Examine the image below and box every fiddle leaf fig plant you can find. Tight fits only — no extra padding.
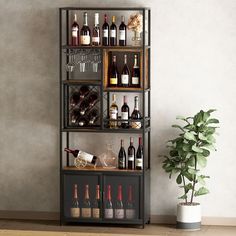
[162,109,219,204]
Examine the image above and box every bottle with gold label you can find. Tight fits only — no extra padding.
[109,56,119,87]
[92,185,101,218]
[109,94,118,128]
[80,12,91,46]
[81,184,92,218]
[70,184,80,218]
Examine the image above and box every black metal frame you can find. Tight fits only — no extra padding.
[59,7,151,228]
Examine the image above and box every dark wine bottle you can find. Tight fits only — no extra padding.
[110,16,117,46]
[125,185,135,219]
[128,137,135,170]
[114,185,124,219]
[87,92,98,107]
[77,116,87,127]
[80,12,91,46]
[104,185,113,219]
[109,55,119,87]
[82,184,91,218]
[136,137,143,170]
[131,54,140,88]
[70,90,81,108]
[131,96,142,129]
[71,14,79,46]
[92,13,100,46]
[88,109,99,125]
[102,14,109,46]
[120,54,130,87]
[70,184,80,218]
[64,148,98,165]
[92,185,101,218]
[79,85,90,99]
[79,99,89,115]
[119,16,126,46]
[71,109,80,124]
[121,95,130,128]
[118,139,126,169]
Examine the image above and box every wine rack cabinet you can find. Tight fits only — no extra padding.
[59,7,151,228]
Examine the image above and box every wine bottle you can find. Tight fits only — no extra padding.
[114,185,125,219]
[70,184,80,218]
[121,95,130,128]
[64,148,98,165]
[71,109,80,124]
[70,90,81,108]
[118,139,126,169]
[88,92,99,108]
[77,116,87,127]
[79,99,89,115]
[119,16,127,46]
[102,14,109,46]
[88,109,99,125]
[110,16,117,46]
[131,96,142,129]
[80,12,91,46]
[109,55,119,87]
[131,55,140,88]
[104,185,113,219]
[92,185,101,218]
[120,54,130,87]
[128,137,135,170]
[92,13,100,46]
[136,137,143,170]
[79,85,90,99]
[82,184,91,218]
[109,94,118,128]
[71,14,79,46]
[125,185,135,219]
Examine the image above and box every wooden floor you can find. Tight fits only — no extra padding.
[0,220,236,236]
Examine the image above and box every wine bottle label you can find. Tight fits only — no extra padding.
[119,158,125,167]
[121,112,129,123]
[136,158,143,167]
[77,151,94,163]
[115,209,125,219]
[70,208,80,218]
[103,29,108,37]
[121,74,129,84]
[110,77,118,84]
[110,29,116,38]
[104,208,113,218]
[128,155,134,161]
[92,208,100,218]
[126,209,135,219]
[119,30,126,40]
[72,27,78,37]
[110,109,118,119]
[81,208,92,218]
[132,77,139,85]
[80,35,90,45]
[131,121,141,129]
[92,37,100,43]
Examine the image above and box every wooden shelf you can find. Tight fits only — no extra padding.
[62,45,150,50]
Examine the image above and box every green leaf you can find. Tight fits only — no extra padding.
[192,144,203,153]
[182,171,193,181]
[169,150,178,157]
[197,154,207,168]
[203,144,216,151]
[207,118,219,124]
[184,132,196,141]
[176,174,182,184]
[197,176,206,185]
[178,194,187,200]
[172,124,185,132]
[202,149,210,157]
[184,183,193,193]
[202,111,210,122]
[188,168,198,175]
[198,133,208,141]
[194,187,209,196]
[176,115,186,120]
[207,109,217,114]
[187,156,196,167]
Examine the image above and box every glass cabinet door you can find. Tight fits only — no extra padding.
[63,174,102,220]
[103,174,141,221]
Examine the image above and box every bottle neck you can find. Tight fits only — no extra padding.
[134,98,139,110]
[74,184,78,199]
[112,16,115,24]
[123,96,127,104]
[130,137,134,146]
[139,137,142,146]
[120,139,124,148]
[74,14,77,22]
[96,185,100,200]
[112,95,116,104]
[83,13,88,26]
[107,185,111,200]
[117,185,122,201]
[121,16,125,24]
[64,148,79,158]
[124,55,127,65]
[128,185,133,202]
[104,15,107,23]
[134,56,138,68]
[84,185,89,200]
[95,13,99,26]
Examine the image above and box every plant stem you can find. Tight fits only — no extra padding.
[182,175,187,203]
[190,155,197,203]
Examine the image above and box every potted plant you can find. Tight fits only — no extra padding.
[162,109,219,230]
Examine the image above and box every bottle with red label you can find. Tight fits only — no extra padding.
[104,185,113,219]
[114,185,125,219]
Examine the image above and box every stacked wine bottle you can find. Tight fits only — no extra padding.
[69,85,99,127]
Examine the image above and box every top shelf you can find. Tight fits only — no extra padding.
[61,45,150,50]
[60,7,150,11]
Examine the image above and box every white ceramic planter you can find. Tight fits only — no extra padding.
[176,203,201,230]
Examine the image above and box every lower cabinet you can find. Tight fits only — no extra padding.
[63,171,143,225]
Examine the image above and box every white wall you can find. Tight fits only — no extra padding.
[0,0,236,218]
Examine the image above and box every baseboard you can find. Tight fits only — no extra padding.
[150,214,236,226]
[0,210,59,221]
[0,211,236,226]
